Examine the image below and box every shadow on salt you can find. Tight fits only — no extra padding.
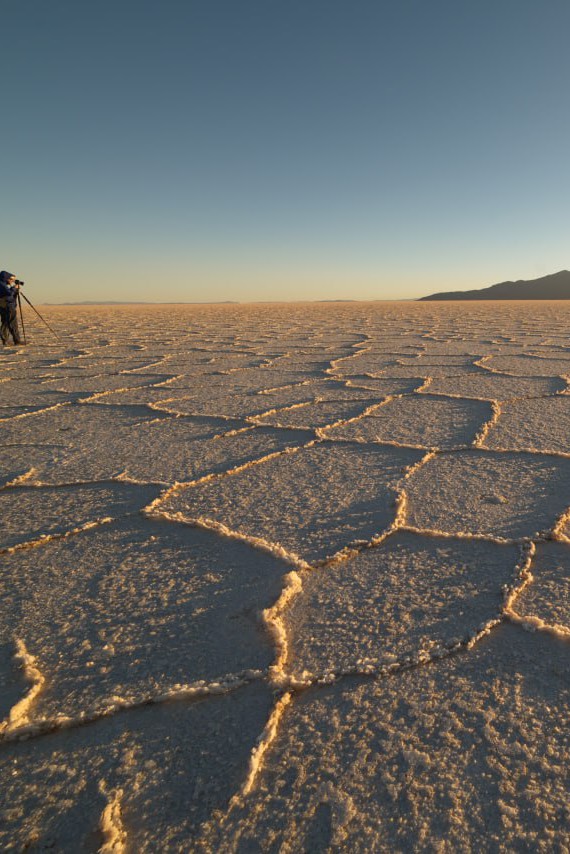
[0,377,81,409]
[0,642,25,723]
[0,516,287,721]
[0,682,272,852]
[0,482,162,550]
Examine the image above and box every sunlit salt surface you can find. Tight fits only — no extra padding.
[1,301,570,850]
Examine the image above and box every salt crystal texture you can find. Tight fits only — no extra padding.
[2,301,570,850]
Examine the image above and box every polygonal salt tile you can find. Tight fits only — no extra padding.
[86,386,198,407]
[40,373,171,396]
[420,343,491,356]
[405,450,570,539]
[309,380,393,401]
[203,626,570,853]
[187,352,268,373]
[253,400,377,430]
[270,355,334,372]
[323,395,491,449]
[160,442,425,564]
[331,354,400,375]
[485,355,570,377]
[483,397,570,454]
[341,377,424,395]
[0,517,287,720]
[37,367,97,380]
[361,338,427,352]
[284,531,520,679]
[164,368,311,395]
[399,355,479,366]
[511,541,570,632]
[153,385,322,419]
[379,363,485,378]
[41,354,166,373]
[0,683,272,852]
[425,374,566,400]
[0,483,161,550]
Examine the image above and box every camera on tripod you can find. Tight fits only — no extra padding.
[14,280,24,286]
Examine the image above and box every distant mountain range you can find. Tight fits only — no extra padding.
[419,270,570,300]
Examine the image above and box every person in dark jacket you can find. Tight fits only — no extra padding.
[0,271,23,345]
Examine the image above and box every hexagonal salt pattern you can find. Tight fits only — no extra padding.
[4,301,570,852]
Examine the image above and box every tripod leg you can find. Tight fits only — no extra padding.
[17,293,27,344]
[20,293,62,342]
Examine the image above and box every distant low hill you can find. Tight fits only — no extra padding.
[419,270,570,300]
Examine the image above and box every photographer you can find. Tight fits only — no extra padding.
[0,271,24,346]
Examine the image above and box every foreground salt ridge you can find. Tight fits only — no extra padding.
[0,664,267,744]
[0,639,45,736]
[98,784,126,854]
[1,303,570,850]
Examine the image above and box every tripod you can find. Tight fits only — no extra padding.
[17,291,26,344]
[18,291,62,343]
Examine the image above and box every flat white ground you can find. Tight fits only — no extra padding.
[1,301,570,852]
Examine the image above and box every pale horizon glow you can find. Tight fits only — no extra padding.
[3,0,569,304]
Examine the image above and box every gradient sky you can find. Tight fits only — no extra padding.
[2,0,569,303]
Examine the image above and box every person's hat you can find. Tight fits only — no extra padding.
[0,271,15,281]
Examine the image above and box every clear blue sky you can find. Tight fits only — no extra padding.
[3,0,569,303]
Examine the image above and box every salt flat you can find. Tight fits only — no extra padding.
[1,301,570,851]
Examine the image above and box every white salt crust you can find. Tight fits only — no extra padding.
[1,301,570,851]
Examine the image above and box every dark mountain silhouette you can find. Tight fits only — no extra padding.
[419,270,570,300]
